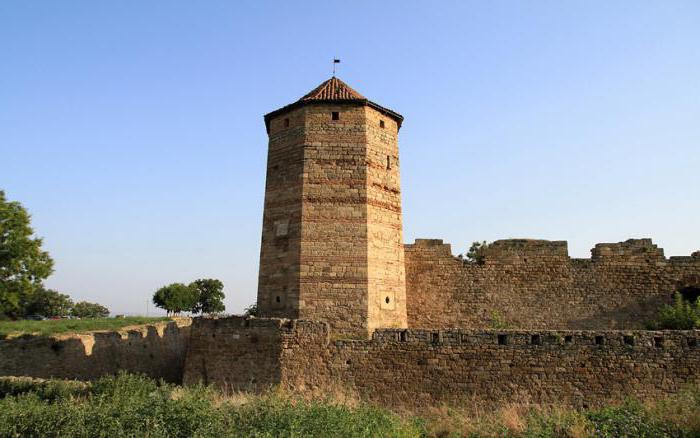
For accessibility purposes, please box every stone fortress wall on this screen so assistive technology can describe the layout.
[406,238,700,330]
[0,319,191,383]
[183,316,700,408]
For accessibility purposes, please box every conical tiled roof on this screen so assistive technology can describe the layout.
[264,77,403,132]
[299,77,366,101]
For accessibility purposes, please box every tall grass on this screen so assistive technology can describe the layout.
[0,317,171,338]
[0,374,698,437]
[0,374,423,437]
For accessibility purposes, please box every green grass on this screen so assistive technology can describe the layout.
[0,374,424,437]
[1,375,699,437]
[0,317,171,338]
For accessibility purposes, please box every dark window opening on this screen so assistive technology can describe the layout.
[331,111,339,120]
[432,332,439,344]
[400,330,407,342]
[523,258,528,263]
[531,334,542,345]
[564,335,573,344]
[379,120,385,128]
[498,334,508,345]
[679,286,700,303]
[595,336,605,345]
[345,359,351,365]
[623,335,635,346]
[284,118,289,127]
[386,155,391,169]
[275,296,281,303]
[654,337,664,348]
[688,338,698,348]
[385,296,390,304]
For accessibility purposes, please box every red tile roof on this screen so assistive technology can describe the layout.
[264,77,403,133]
[298,77,366,101]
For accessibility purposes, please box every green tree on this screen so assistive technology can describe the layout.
[152,283,198,315]
[25,288,73,317]
[71,301,110,318]
[462,241,489,264]
[190,279,225,315]
[0,191,54,317]
[243,303,258,317]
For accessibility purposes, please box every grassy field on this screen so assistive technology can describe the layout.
[0,374,698,437]
[0,317,171,338]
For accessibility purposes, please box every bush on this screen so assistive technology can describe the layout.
[71,301,110,318]
[0,373,424,437]
[646,293,700,330]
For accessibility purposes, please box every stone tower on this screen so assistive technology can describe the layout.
[257,77,407,337]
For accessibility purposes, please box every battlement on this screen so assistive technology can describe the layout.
[481,239,569,264]
[591,238,666,263]
[184,316,700,408]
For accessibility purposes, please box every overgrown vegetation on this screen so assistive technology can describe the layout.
[646,292,700,330]
[0,374,423,437]
[0,374,698,437]
[0,316,170,338]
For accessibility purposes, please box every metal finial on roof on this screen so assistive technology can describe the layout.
[332,58,340,76]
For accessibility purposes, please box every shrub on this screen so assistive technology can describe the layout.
[646,293,700,330]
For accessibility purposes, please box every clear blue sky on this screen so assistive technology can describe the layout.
[2,1,699,315]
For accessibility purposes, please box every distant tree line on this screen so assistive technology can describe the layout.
[0,190,110,319]
[152,279,225,316]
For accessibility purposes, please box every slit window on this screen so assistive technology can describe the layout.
[331,111,339,120]
[386,155,392,170]
[432,332,439,344]
[379,120,385,128]
[400,331,407,342]
[284,118,289,127]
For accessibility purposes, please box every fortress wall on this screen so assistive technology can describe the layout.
[0,319,191,383]
[182,317,286,390]
[183,317,700,409]
[405,239,700,330]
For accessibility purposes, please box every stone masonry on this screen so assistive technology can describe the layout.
[184,77,700,408]
[183,316,700,408]
[406,238,700,330]
[257,78,407,337]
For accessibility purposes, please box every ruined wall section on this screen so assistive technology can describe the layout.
[183,316,700,409]
[0,319,191,383]
[365,106,407,332]
[257,106,306,318]
[405,238,700,330]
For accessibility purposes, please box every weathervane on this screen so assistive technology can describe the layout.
[332,58,340,76]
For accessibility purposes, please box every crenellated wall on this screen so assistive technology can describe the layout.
[405,238,700,330]
[0,319,191,383]
[183,316,700,408]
